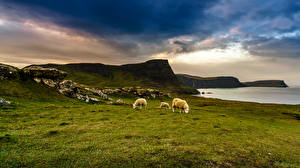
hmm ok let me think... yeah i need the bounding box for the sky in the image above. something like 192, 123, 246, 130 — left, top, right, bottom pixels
0, 0, 300, 85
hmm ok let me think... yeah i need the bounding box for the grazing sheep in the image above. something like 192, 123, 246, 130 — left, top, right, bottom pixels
172, 98, 189, 113
160, 102, 170, 110
172, 98, 182, 112
133, 98, 147, 110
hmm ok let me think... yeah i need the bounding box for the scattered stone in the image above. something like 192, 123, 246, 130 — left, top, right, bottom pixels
115, 99, 126, 105
33, 78, 42, 83
106, 101, 113, 105
0, 98, 11, 106
90, 97, 100, 103
85, 88, 108, 100
42, 78, 57, 88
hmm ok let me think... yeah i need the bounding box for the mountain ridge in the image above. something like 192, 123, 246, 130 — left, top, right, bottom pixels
25, 59, 199, 94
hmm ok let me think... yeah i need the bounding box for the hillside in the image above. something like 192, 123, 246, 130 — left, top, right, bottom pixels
27, 60, 198, 94
1, 62, 300, 167
243, 80, 288, 87
177, 74, 245, 88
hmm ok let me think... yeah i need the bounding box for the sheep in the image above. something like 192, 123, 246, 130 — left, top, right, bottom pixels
172, 98, 182, 112
172, 98, 189, 113
133, 98, 147, 110
160, 102, 170, 110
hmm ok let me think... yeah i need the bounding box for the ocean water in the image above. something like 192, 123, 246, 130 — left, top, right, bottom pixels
196, 87, 300, 105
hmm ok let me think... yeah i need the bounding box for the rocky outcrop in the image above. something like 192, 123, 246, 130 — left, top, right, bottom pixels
0, 64, 19, 80
39, 79, 110, 102
101, 87, 169, 99
0, 98, 11, 106
177, 74, 245, 89
242, 80, 288, 88
27, 66, 170, 103
23, 66, 67, 80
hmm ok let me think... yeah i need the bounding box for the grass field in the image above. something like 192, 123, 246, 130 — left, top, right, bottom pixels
1, 87, 300, 167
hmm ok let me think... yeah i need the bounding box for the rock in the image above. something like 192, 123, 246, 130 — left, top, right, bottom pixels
33, 78, 42, 83
0, 98, 11, 106
85, 88, 108, 100
59, 88, 77, 98
137, 89, 147, 96
23, 66, 67, 80
90, 97, 100, 102
59, 80, 77, 89
115, 99, 126, 105
0, 64, 19, 80
42, 78, 58, 88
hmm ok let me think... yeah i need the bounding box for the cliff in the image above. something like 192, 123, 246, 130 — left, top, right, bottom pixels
176, 74, 245, 89
242, 80, 288, 88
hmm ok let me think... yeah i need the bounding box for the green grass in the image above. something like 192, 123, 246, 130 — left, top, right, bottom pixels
1, 89, 300, 167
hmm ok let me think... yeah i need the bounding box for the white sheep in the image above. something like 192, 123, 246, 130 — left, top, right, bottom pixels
133, 98, 147, 110
172, 98, 189, 113
172, 98, 182, 112
160, 102, 170, 110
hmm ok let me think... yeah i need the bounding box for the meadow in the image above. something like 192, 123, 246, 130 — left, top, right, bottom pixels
1, 91, 300, 167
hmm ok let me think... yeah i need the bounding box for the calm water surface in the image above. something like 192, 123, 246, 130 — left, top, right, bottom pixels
196, 87, 300, 105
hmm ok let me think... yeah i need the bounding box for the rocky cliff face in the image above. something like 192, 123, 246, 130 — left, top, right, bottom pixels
176, 74, 245, 89
242, 80, 288, 87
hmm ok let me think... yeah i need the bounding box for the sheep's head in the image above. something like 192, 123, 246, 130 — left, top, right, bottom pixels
132, 104, 136, 109
184, 104, 189, 113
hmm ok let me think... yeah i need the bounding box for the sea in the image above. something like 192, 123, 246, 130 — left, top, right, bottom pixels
196, 87, 300, 105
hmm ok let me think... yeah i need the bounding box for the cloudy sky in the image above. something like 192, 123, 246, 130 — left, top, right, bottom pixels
0, 0, 300, 85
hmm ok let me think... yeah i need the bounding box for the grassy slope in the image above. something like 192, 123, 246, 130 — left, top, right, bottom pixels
1, 81, 300, 167
62, 68, 147, 88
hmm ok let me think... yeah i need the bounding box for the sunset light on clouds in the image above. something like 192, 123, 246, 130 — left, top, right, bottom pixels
0, 0, 300, 85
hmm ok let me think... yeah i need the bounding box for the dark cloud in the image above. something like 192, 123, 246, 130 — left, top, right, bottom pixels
1, 0, 218, 37
243, 36, 300, 58
1, 0, 300, 85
